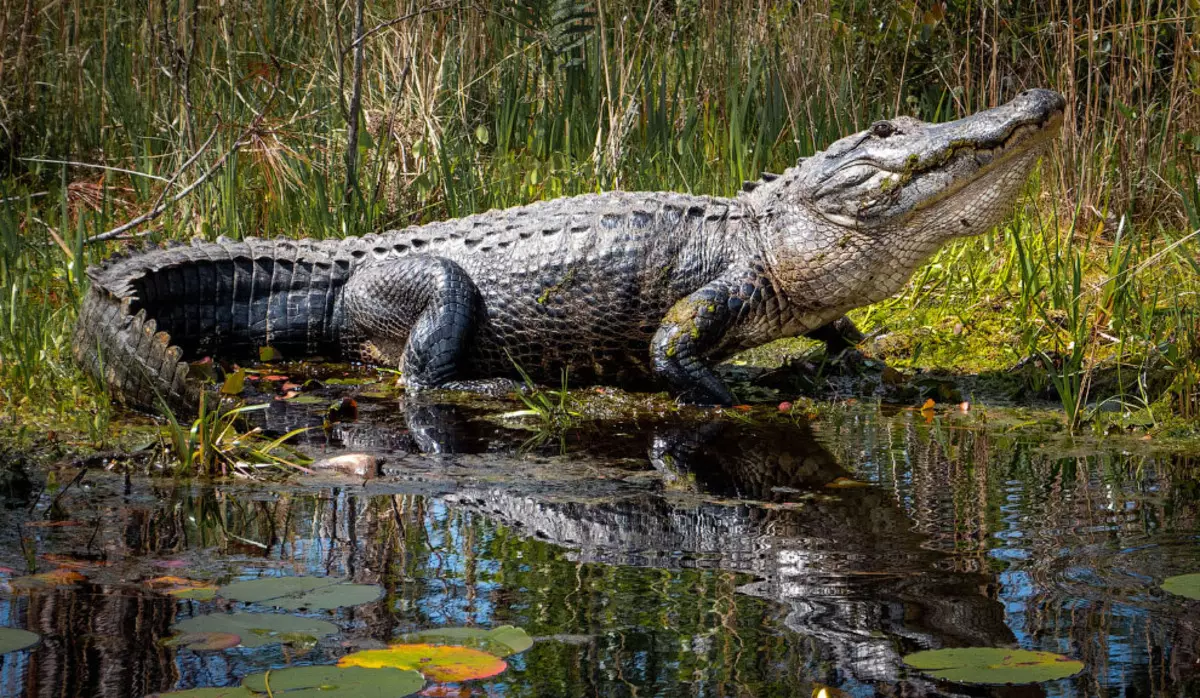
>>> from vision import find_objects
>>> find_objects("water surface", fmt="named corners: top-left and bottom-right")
top-left (1, 399), bottom-right (1198, 697)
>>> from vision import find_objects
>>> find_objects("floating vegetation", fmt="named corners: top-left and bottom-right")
top-left (0, 628), bottom-right (40, 654)
top-left (165, 632), bottom-right (242, 652)
top-left (399, 625), bottom-right (533, 657)
top-left (145, 576), bottom-right (218, 601)
top-left (148, 688), bottom-right (254, 698)
top-left (1160, 573), bottom-right (1200, 600)
top-left (902, 647), bottom-right (1084, 684)
top-left (339, 644), bottom-right (509, 682)
top-left (218, 576), bottom-right (383, 611)
top-left (170, 613), bottom-right (338, 649)
top-left (241, 665), bottom-right (423, 698)
top-left (7, 569), bottom-right (86, 590)
top-left (823, 477), bottom-right (871, 489)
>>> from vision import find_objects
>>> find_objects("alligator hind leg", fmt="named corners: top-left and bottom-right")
top-left (343, 256), bottom-right (479, 389)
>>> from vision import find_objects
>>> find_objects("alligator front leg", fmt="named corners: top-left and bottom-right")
top-left (651, 275), bottom-right (758, 406)
top-left (343, 256), bottom-right (479, 389)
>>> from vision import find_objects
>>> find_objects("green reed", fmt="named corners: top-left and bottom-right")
top-left (0, 0), bottom-right (1196, 435)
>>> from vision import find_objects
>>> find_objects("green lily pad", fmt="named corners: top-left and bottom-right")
top-left (242, 665), bottom-right (423, 697)
top-left (339, 643), bottom-right (508, 682)
top-left (401, 625), bottom-right (533, 657)
top-left (147, 688), bottom-right (255, 698)
top-left (902, 647), bottom-right (1084, 684)
top-left (1161, 573), bottom-right (1200, 599)
top-left (165, 632), bottom-right (242, 651)
top-left (219, 576), bottom-right (383, 611)
top-left (172, 612), bottom-right (338, 648)
top-left (0, 628), bottom-right (40, 654)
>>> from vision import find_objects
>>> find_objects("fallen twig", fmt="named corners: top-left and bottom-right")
top-left (84, 126), bottom-right (223, 244)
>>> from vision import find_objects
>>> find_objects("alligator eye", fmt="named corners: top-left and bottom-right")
top-left (870, 121), bottom-right (896, 138)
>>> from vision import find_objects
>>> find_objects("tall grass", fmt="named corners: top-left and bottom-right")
top-left (0, 0), bottom-right (1197, 432)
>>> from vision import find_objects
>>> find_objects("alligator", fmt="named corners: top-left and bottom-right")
top-left (74, 89), bottom-right (1064, 414)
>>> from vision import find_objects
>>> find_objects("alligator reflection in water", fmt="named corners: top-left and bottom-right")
top-left (415, 408), bottom-right (1017, 691)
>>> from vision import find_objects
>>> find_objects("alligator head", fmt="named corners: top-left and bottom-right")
top-left (751, 89), bottom-right (1065, 308)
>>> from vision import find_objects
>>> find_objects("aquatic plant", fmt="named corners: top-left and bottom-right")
top-left (157, 395), bottom-right (310, 477)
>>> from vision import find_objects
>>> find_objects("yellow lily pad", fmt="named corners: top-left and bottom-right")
top-left (146, 576), bottom-right (218, 601)
top-left (339, 643), bottom-right (508, 682)
top-left (8, 569), bottom-right (86, 589)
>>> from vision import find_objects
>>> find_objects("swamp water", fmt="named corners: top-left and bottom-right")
top-left (2, 396), bottom-right (1200, 697)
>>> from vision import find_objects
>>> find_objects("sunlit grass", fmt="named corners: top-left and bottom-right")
top-left (0, 0), bottom-right (1196, 436)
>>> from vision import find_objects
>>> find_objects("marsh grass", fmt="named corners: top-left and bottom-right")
top-left (0, 0), bottom-right (1197, 435)
top-left (157, 395), bottom-right (311, 477)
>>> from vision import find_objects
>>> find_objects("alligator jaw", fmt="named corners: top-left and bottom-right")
top-left (912, 107), bottom-right (1064, 213)
top-left (793, 89), bottom-right (1066, 231)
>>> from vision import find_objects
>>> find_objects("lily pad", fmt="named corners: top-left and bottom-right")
top-left (8, 569), bottom-right (86, 589)
top-left (400, 625), bottom-right (533, 657)
top-left (1161, 573), bottom-right (1200, 599)
top-left (242, 665), bottom-right (423, 697)
top-left (166, 632), bottom-right (242, 651)
top-left (148, 688), bottom-right (255, 698)
top-left (0, 628), bottom-right (40, 654)
top-left (824, 477), bottom-right (870, 489)
top-left (339, 643), bottom-right (508, 682)
top-left (146, 576), bottom-right (218, 601)
top-left (172, 612), bottom-right (338, 648)
top-left (219, 576), bottom-right (383, 611)
top-left (902, 647), bottom-right (1083, 684)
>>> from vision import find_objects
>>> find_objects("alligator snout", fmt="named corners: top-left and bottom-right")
top-left (1014, 89), bottom-right (1067, 121)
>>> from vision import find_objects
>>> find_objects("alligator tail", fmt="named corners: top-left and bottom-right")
top-left (73, 236), bottom-right (358, 416)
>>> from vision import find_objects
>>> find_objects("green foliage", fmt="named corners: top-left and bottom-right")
top-left (157, 395), bottom-right (310, 477)
top-left (0, 0), bottom-right (1196, 436)
top-left (506, 360), bottom-right (580, 434)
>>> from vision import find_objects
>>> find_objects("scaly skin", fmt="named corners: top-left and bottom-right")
top-left (74, 89), bottom-right (1065, 414)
